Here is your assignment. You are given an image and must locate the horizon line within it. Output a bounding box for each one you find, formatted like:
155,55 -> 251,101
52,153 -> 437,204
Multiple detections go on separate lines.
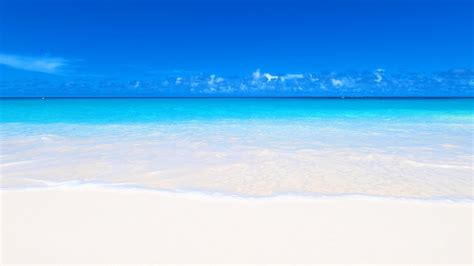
1,96 -> 473,100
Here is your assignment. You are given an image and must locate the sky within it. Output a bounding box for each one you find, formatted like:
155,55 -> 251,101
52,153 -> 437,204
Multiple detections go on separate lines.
0,0 -> 473,96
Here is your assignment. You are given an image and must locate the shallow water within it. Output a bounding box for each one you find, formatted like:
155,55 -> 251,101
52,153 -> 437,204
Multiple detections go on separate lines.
1,98 -> 473,200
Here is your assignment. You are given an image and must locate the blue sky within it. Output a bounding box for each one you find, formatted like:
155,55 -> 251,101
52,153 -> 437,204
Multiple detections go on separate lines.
0,0 -> 473,96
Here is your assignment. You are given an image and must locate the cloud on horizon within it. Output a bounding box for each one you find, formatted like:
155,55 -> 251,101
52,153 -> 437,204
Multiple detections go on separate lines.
0,53 -> 67,74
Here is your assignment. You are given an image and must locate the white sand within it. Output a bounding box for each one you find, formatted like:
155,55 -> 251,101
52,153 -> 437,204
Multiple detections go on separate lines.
1,188 -> 472,265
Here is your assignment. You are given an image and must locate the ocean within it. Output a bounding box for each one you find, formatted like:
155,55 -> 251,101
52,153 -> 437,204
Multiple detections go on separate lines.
1,98 -> 473,200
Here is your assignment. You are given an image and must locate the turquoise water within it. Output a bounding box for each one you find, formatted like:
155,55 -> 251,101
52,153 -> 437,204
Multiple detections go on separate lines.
1,98 -> 473,123
1,98 -> 473,200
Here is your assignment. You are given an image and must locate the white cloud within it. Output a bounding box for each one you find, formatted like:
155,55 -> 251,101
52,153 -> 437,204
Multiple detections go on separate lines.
263,73 -> 278,81
331,78 -> 343,87
286,74 -> 304,79
208,74 -> 216,85
374,68 -> 384,83
252,69 -> 303,82
0,53 -> 67,74
252,69 -> 261,80
309,74 -> 319,82
208,75 -> 224,86
280,74 -> 304,82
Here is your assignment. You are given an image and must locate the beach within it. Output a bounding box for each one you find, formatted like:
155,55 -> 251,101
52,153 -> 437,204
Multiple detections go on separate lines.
1,187 -> 472,265
2,0 -> 473,263
1,98 -> 473,264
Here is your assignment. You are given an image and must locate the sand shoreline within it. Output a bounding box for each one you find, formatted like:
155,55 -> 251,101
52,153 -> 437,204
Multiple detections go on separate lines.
1,187 -> 472,265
